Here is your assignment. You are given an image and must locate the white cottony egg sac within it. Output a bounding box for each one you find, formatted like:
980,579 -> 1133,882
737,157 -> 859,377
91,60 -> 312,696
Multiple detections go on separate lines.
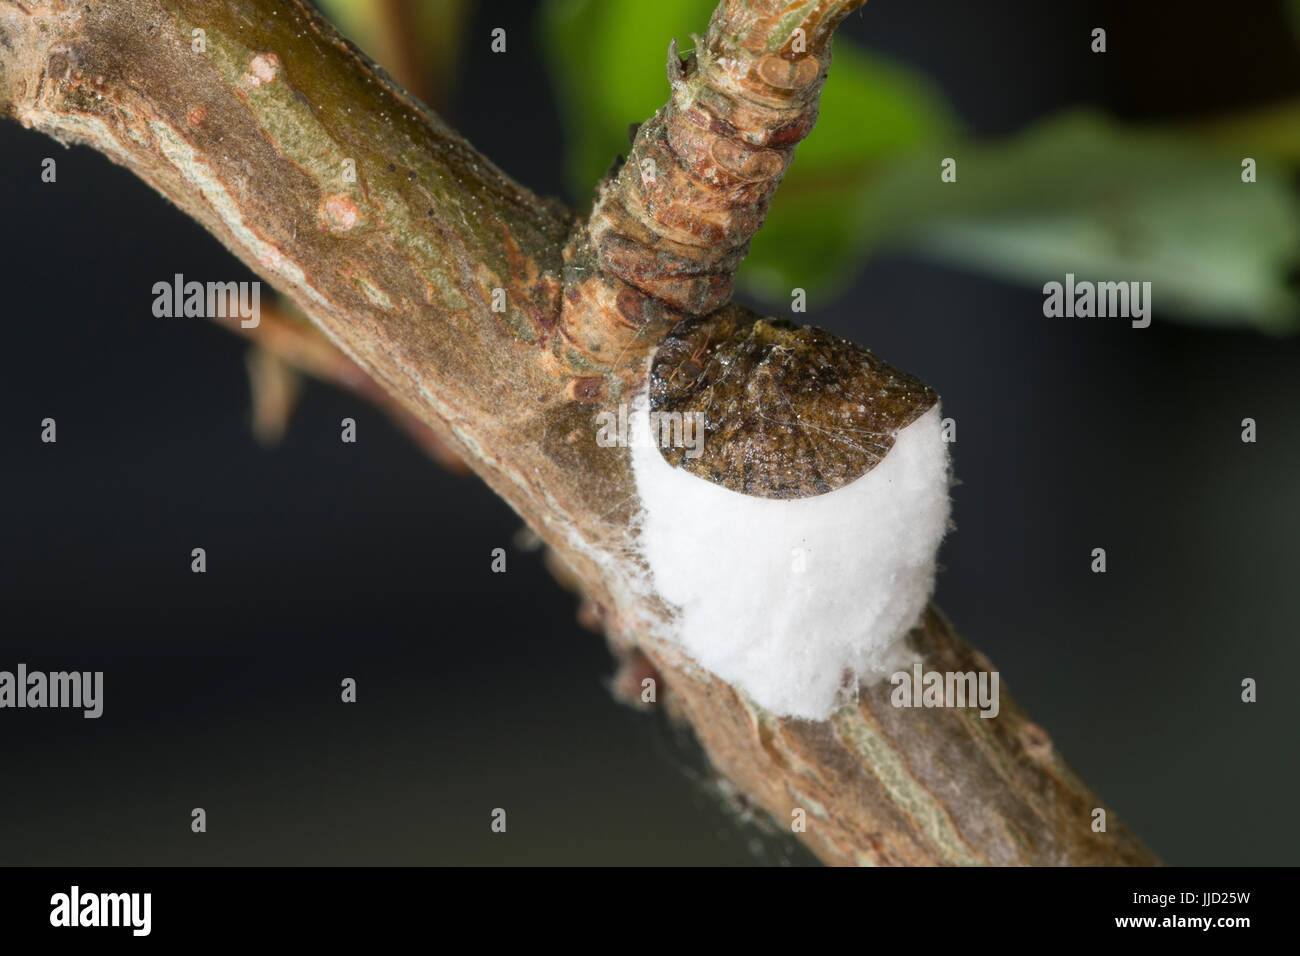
629,394 -> 951,721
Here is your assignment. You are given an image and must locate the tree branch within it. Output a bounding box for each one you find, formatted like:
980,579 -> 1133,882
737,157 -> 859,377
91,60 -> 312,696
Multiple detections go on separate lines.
0,0 -> 1156,865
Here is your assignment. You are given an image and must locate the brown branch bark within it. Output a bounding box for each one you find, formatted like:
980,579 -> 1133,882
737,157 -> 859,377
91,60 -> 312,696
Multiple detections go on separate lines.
0,0 -> 1157,865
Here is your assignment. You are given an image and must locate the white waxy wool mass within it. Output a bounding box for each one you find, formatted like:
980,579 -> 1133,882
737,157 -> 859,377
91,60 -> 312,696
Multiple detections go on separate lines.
630,395 -> 951,720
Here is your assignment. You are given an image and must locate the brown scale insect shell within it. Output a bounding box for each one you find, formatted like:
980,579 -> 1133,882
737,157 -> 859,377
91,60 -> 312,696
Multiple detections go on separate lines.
754,54 -> 822,92
708,138 -> 785,183
702,56 -> 810,112
596,228 -> 739,315
594,193 -> 732,267
555,275 -> 647,370
566,376 -> 607,403
622,140 -> 733,247
690,82 -> 804,147
649,310 -> 939,499
659,115 -> 785,203
623,168 -> 766,255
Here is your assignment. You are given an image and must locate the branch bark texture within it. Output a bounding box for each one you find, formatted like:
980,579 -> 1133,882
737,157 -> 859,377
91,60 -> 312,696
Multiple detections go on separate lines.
0,0 -> 1157,865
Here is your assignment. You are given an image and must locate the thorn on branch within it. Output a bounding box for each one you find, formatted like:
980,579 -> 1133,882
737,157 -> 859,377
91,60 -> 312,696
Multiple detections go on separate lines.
667,37 -> 683,84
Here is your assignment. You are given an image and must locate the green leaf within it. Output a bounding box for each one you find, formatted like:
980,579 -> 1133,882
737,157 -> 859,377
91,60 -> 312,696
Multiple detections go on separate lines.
542,0 -> 1300,332
541,0 -> 720,200
866,112 -> 1300,333
316,0 -> 467,105
540,0 -> 953,196
738,40 -> 956,299
1178,99 -> 1300,166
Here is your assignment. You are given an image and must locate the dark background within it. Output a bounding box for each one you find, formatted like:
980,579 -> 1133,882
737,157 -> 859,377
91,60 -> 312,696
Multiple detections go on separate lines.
1,0 -> 1296,865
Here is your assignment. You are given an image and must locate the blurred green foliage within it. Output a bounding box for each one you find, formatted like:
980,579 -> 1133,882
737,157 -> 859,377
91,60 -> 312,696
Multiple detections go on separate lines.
542,0 -> 1300,332
317,0 -> 467,106
318,0 -> 1300,332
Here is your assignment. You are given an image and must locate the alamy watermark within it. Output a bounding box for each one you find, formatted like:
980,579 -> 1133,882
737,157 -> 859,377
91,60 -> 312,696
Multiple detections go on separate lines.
596,404 -> 705,458
50,886 -> 150,936
0,664 -> 103,718
1042,273 -> 1151,328
152,273 -> 260,328
890,662 -> 999,719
